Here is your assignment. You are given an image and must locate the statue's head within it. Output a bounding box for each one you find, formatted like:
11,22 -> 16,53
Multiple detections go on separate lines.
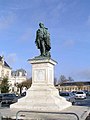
39,22 -> 44,28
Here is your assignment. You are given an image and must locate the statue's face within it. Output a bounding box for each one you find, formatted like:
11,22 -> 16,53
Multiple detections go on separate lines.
39,23 -> 44,28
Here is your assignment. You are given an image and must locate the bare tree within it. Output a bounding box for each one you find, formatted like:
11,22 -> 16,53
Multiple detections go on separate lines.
58,75 -> 67,84
58,75 -> 74,85
68,76 -> 74,81
54,77 -> 58,85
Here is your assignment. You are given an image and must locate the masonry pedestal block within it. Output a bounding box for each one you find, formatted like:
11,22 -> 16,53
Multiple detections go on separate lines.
10,58 -> 71,111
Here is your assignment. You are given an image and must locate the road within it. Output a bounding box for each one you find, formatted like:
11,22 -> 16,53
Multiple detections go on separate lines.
75,96 -> 90,107
1,95 -> 90,108
0,96 -> 90,120
75,96 -> 90,120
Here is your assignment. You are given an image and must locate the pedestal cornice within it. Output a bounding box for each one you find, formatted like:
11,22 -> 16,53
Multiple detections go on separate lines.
28,57 -> 57,65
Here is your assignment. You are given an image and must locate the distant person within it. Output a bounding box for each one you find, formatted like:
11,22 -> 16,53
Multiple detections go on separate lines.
35,22 -> 51,57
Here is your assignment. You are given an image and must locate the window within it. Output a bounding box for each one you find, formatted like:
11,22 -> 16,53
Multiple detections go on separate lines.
1,70 -> 4,77
6,71 -> 9,77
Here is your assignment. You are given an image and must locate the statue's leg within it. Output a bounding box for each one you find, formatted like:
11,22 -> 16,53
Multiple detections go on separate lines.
41,40 -> 46,56
40,49 -> 42,56
39,40 -> 43,56
46,50 -> 51,57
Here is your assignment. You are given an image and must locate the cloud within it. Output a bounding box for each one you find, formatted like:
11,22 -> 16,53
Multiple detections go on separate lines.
86,15 -> 90,26
79,69 -> 90,79
0,51 -> 5,56
46,1 -> 66,23
0,11 -> 16,29
76,69 -> 90,80
62,39 -> 75,48
45,0 -> 77,27
6,53 -> 17,66
19,28 -> 32,42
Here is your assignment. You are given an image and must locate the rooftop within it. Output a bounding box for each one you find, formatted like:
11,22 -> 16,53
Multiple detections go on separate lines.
0,56 -> 11,69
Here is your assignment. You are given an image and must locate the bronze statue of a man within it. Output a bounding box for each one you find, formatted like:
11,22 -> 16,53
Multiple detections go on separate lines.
35,23 -> 51,58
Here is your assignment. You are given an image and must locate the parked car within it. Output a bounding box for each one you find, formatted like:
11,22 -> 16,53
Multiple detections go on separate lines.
59,91 -> 76,105
0,93 -> 18,104
87,91 -> 90,96
83,90 -> 88,95
0,95 -> 2,102
72,91 -> 77,95
75,91 -> 86,99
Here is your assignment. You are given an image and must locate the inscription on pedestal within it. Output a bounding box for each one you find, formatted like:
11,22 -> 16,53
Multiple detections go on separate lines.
34,69 -> 45,82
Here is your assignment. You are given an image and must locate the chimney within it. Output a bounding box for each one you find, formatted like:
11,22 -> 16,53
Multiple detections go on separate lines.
1,55 -> 4,65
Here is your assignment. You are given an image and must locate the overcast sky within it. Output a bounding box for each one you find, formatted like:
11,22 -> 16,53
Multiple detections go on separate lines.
0,0 -> 90,81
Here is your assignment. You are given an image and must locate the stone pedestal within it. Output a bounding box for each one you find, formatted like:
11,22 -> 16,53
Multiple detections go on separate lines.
10,58 -> 71,111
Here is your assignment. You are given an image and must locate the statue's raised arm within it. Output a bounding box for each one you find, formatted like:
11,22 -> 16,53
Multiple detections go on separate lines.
35,23 -> 51,58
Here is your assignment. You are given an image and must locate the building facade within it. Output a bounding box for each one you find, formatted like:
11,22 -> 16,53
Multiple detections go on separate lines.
9,69 -> 27,93
56,81 -> 90,92
0,56 -> 11,82
0,56 -> 27,94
